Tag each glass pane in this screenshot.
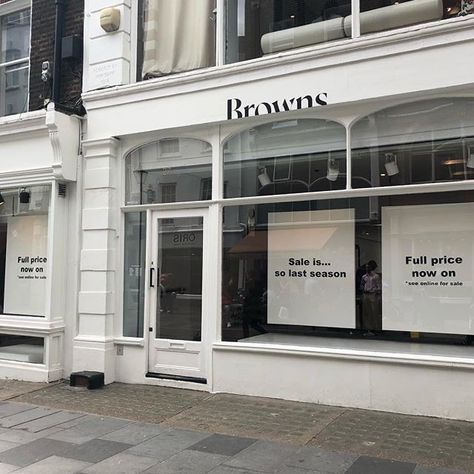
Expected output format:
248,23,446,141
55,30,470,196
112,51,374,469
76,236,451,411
0,186,50,317
0,334,44,364
352,98,474,188
140,0,216,79
224,119,346,198
1,63,29,116
355,0,470,37
123,212,146,337
222,190,474,345
156,216,203,341
0,9,30,63
225,0,351,63
126,138,212,205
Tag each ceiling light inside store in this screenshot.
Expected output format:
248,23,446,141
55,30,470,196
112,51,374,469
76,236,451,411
258,168,272,187
384,153,399,176
326,159,339,181
442,159,464,165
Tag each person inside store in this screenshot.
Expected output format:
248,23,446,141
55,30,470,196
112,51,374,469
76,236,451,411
360,260,382,334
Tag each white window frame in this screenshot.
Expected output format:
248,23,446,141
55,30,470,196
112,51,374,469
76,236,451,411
0,0,32,117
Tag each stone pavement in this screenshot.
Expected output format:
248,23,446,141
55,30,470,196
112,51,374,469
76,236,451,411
0,380,467,473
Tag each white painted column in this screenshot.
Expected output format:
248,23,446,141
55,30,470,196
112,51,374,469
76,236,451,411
73,138,120,383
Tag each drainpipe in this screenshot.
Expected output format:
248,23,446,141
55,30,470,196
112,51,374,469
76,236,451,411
52,0,65,104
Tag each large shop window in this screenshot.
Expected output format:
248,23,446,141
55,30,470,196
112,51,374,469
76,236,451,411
0,5,30,117
225,0,469,63
125,138,213,205
224,119,346,198
222,190,474,345
0,186,50,317
352,98,474,188
123,212,146,337
139,0,216,80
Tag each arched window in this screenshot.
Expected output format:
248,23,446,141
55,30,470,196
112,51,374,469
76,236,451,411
223,119,347,198
351,98,474,188
125,138,212,205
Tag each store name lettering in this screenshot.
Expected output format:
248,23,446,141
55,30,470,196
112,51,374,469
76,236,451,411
227,93,328,120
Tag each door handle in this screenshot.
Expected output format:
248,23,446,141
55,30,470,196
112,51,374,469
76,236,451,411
150,266,155,288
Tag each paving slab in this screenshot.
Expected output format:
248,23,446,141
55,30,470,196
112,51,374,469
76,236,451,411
0,406,59,429
222,440,299,472
0,437,74,467
128,428,210,461
0,403,35,419
14,410,84,432
14,455,91,473
47,415,130,444
346,456,416,473
99,422,165,445
81,452,159,474
189,433,257,457
286,446,358,473
143,449,228,474
60,438,132,463
0,462,19,473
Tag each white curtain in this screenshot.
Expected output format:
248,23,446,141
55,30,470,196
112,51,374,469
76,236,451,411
142,0,215,78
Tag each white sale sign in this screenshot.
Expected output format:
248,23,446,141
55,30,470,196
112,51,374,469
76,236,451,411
267,209,355,328
382,203,474,334
3,215,48,316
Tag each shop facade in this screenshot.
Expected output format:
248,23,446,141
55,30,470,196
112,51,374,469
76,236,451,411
79,0,474,420
0,0,83,382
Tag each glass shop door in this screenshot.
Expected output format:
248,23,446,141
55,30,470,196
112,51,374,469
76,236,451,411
147,208,208,382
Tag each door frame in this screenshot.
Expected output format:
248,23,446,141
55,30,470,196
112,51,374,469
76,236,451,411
145,207,211,382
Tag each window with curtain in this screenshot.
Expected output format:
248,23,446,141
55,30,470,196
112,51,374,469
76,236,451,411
140,0,216,79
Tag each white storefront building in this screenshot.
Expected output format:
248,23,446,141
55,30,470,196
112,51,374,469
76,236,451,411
74,0,474,421
0,0,81,382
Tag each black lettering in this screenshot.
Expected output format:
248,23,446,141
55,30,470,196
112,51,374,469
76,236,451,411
255,102,272,116
296,95,313,109
315,92,328,106
227,98,243,120
244,104,256,117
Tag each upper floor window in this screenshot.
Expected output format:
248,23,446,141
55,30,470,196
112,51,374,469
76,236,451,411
125,138,213,205
0,3,30,117
139,0,216,80
136,0,472,78
351,98,474,188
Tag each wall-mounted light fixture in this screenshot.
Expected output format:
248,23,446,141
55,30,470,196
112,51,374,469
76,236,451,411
326,159,339,181
384,153,399,176
19,188,30,204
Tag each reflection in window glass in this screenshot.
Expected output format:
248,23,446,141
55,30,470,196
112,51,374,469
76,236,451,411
222,190,474,345
226,0,351,62
125,138,212,205
0,334,43,364
224,119,346,198
352,99,474,188
0,186,50,317
141,0,216,79
123,212,146,337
